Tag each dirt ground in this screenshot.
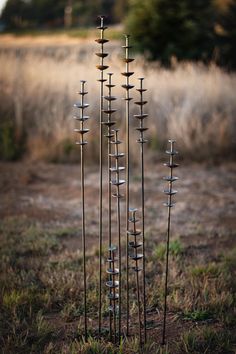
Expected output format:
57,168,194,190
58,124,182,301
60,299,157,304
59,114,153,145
1,161,235,246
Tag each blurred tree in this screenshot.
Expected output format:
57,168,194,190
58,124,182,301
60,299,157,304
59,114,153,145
216,0,236,69
126,0,216,64
1,0,30,28
1,0,66,27
113,0,129,22
32,0,65,25
64,0,73,28
1,0,117,28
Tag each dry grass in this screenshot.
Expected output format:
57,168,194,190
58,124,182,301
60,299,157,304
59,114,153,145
0,216,235,353
0,39,236,162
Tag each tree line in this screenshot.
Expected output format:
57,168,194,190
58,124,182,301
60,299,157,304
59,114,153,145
0,0,128,28
126,0,236,69
1,0,235,69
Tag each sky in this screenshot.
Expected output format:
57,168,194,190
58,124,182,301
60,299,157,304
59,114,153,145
0,0,7,14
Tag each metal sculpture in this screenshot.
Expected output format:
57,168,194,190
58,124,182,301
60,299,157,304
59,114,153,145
103,72,117,340
162,140,179,345
128,208,142,343
74,80,90,341
134,78,148,342
110,128,125,340
95,15,109,336
121,34,135,336
72,15,179,348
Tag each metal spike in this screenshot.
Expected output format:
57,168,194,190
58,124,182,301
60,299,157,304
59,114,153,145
134,78,148,342
74,80,90,341
162,140,179,345
106,246,119,343
122,34,134,337
110,129,125,340
103,72,116,340
95,15,109,337
128,209,142,344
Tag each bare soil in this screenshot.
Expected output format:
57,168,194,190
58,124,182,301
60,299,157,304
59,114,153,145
0,161,235,246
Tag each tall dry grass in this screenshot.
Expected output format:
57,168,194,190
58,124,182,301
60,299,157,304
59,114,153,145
0,41,235,162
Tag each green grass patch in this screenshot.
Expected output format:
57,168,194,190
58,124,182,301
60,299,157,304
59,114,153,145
190,263,222,277
183,309,212,321
0,121,26,161
154,239,184,261
177,327,234,353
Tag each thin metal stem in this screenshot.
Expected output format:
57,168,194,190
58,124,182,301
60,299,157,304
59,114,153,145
114,130,122,340
125,43,130,337
162,178,172,345
112,251,117,344
108,75,112,340
134,78,148,343
162,140,178,345
96,16,109,336
104,72,116,341
81,82,87,341
99,45,103,338
74,80,89,341
133,211,142,344
122,34,134,336
140,79,147,343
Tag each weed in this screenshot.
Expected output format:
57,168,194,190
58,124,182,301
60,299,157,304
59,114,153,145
190,263,222,278
178,327,234,353
183,309,212,321
154,239,184,261
0,120,25,161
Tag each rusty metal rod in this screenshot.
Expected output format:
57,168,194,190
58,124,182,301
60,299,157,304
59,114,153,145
134,78,148,342
103,73,116,340
162,140,179,345
106,245,119,344
74,80,90,341
128,208,142,344
95,15,109,336
121,34,134,336
111,129,125,340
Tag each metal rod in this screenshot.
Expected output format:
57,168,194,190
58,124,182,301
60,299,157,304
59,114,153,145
106,244,118,344
110,128,125,341
74,80,90,341
134,78,148,342
162,140,179,345
103,73,117,341
112,249,117,344
121,35,134,336
128,209,142,343
111,129,125,340
95,15,109,336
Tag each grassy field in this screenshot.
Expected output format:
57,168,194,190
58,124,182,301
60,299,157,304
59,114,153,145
0,161,235,353
0,34,235,353
0,35,235,162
